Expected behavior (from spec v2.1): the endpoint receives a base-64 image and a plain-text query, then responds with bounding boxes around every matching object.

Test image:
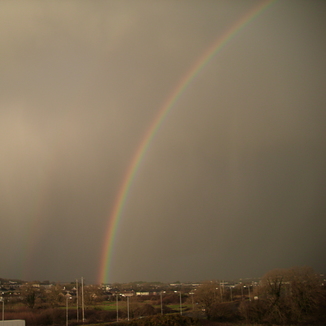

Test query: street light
[220,282,223,302]
[174,291,182,315]
[81,277,85,323]
[0,297,4,321]
[76,279,79,322]
[66,293,72,326]
[248,285,251,301]
[189,292,194,311]
[127,296,130,321]
[116,294,119,322]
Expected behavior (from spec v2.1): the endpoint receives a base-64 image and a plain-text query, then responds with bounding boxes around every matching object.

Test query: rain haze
[1,0,326,284]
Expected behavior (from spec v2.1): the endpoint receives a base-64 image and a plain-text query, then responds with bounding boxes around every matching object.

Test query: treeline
[1,266,325,325]
[194,266,326,325]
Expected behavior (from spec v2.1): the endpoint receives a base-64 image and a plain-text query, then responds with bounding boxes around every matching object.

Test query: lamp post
[81,277,85,322]
[189,292,194,311]
[76,279,79,322]
[160,292,163,315]
[219,283,223,302]
[0,297,4,321]
[127,296,130,321]
[248,284,251,301]
[66,294,72,326]
[179,292,182,315]
[116,294,119,322]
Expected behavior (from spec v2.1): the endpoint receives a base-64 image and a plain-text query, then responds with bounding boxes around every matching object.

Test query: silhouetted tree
[240,266,323,324]
[193,281,222,320]
[45,284,65,308]
[20,283,45,309]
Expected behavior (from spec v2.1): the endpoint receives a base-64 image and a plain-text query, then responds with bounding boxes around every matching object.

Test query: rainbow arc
[99,0,278,284]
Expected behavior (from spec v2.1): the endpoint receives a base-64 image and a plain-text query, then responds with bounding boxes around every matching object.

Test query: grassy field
[87,300,192,312]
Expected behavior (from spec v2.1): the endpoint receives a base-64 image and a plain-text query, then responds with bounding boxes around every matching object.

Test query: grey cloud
[0,0,325,283]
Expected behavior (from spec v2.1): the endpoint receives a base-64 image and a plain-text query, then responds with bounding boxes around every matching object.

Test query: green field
[87,300,192,312]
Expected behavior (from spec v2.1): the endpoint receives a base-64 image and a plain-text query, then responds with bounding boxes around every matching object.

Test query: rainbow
[98,0,278,284]
[21,108,84,280]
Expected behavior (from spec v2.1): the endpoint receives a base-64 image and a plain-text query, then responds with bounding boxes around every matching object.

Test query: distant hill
[0,277,25,284]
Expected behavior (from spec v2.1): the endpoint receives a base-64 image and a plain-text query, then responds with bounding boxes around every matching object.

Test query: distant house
[136,292,149,296]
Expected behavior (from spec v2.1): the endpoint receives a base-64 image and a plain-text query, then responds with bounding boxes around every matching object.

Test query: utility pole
[220,281,223,302]
[66,293,71,326]
[127,296,129,321]
[160,292,163,315]
[190,292,194,311]
[76,279,79,322]
[0,297,4,321]
[81,277,85,322]
[248,284,251,301]
[116,294,119,322]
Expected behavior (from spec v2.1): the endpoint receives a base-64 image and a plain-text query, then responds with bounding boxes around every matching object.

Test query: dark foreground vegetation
[1,266,325,325]
[106,315,198,326]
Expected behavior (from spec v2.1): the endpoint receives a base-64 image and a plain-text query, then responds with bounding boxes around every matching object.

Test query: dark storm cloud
[0,0,325,283]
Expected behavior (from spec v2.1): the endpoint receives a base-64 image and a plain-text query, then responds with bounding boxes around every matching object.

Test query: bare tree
[20,283,45,309]
[193,281,222,320]
[242,266,323,324]
[45,284,65,308]
[84,285,103,306]
[286,266,322,322]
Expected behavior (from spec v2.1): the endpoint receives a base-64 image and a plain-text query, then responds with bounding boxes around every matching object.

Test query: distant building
[136,292,149,296]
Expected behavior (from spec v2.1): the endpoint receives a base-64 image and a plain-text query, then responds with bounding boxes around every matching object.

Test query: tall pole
[220,282,223,302]
[116,294,119,322]
[191,293,194,311]
[248,285,251,301]
[66,294,69,326]
[160,292,163,315]
[179,292,182,315]
[127,296,130,321]
[76,279,79,322]
[1,298,4,321]
[81,277,85,322]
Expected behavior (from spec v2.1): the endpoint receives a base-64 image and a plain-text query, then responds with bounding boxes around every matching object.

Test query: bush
[83,308,116,323]
[239,299,268,324]
[116,314,198,326]
[162,294,180,305]
[210,302,239,322]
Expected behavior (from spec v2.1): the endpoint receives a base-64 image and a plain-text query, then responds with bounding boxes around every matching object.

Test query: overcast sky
[1,0,326,284]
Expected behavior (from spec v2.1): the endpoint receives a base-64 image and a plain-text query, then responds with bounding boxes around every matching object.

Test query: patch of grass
[91,300,135,311]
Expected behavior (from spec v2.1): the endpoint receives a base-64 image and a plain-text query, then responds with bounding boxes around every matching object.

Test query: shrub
[116,314,198,326]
